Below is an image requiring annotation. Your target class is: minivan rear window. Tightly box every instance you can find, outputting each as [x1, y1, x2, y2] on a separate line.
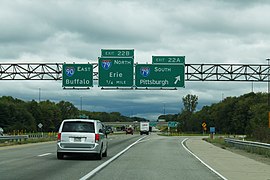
[62, 121, 95, 133]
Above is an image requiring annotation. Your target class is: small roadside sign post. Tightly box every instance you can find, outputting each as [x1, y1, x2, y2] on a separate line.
[168, 121, 179, 135]
[210, 127, 215, 139]
[38, 123, 43, 137]
[168, 121, 178, 128]
[202, 122, 207, 135]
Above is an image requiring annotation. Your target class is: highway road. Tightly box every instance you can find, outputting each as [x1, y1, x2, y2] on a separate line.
[0, 134, 140, 180]
[0, 133, 221, 180]
[91, 134, 220, 180]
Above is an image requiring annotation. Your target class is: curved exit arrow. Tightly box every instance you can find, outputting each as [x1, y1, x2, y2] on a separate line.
[174, 76, 181, 84]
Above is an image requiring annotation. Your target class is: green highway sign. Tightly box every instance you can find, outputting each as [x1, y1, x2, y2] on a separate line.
[168, 121, 179, 128]
[150, 121, 158, 127]
[135, 64, 185, 88]
[62, 64, 93, 87]
[101, 49, 134, 57]
[98, 57, 134, 87]
[152, 56, 185, 64]
[78, 114, 89, 119]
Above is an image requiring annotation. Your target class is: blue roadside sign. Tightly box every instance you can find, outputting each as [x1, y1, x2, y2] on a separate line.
[210, 127, 215, 133]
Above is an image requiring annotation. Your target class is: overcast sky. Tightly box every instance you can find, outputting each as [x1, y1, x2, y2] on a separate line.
[0, 0, 270, 120]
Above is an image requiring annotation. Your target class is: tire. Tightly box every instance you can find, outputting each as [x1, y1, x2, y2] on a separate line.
[102, 147, 107, 157]
[96, 146, 103, 160]
[57, 152, 64, 159]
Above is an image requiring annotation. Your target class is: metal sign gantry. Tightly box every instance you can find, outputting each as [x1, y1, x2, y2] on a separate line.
[0, 63, 268, 82]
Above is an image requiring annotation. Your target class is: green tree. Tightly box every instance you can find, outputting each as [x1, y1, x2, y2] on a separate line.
[0, 97, 36, 132]
[182, 94, 198, 113]
[26, 100, 42, 129]
[57, 101, 79, 120]
[178, 94, 199, 132]
[39, 100, 61, 131]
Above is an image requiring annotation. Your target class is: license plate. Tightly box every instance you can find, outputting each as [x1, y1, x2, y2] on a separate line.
[74, 137, 81, 142]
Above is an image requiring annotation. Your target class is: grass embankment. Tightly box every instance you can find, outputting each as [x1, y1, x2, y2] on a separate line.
[204, 137, 270, 158]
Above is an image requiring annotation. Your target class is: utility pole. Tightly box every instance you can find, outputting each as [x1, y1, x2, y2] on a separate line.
[80, 97, 82, 112]
[163, 103, 166, 116]
[38, 88, 41, 103]
[267, 59, 270, 128]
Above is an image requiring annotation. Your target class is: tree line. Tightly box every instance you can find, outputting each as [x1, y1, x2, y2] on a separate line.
[159, 92, 270, 142]
[0, 96, 143, 133]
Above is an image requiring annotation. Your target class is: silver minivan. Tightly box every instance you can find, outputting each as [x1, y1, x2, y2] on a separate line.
[57, 119, 108, 160]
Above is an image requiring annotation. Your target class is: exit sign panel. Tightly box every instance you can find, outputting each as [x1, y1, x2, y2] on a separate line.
[98, 57, 134, 87]
[135, 64, 185, 88]
[101, 49, 134, 57]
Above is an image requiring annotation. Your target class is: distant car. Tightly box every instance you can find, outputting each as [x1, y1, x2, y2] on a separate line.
[126, 127, 134, 135]
[57, 119, 108, 160]
[0, 127, 3, 136]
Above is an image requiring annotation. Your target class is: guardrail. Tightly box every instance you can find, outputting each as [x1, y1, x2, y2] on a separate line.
[0, 135, 29, 142]
[28, 134, 43, 138]
[224, 138, 270, 150]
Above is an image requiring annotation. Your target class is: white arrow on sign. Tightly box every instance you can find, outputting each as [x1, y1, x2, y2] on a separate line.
[174, 76, 181, 84]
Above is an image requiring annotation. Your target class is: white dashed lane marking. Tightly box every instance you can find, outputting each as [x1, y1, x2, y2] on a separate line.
[38, 153, 52, 157]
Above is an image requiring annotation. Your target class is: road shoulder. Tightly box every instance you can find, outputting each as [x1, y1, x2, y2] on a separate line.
[185, 136, 270, 180]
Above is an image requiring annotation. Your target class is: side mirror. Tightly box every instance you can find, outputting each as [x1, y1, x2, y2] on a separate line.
[99, 129, 104, 134]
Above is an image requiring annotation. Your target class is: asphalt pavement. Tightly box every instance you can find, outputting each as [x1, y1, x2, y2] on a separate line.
[91, 134, 220, 180]
[0, 134, 141, 180]
[1, 134, 269, 180]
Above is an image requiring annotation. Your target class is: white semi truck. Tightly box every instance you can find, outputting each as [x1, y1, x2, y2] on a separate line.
[140, 122, 150, 135]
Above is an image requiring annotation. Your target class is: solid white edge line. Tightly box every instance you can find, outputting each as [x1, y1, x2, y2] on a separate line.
[80, 136, 147, 180]
[137, 139, 150, 143]
[181, 138, 228, 180]
[38, 153, 52, 157]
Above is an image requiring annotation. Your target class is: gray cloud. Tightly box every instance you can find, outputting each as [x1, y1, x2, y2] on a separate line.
[0, 0, 269, 120]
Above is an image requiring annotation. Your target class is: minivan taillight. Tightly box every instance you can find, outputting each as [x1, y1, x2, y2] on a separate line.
[95, 134, 100, 142]
[57, 133, 61, 141]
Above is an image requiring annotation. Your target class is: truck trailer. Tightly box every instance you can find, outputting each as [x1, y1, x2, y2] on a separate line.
[140, 122, 150, 135]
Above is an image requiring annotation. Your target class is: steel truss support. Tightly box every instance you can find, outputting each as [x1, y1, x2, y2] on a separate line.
[0, 63, 268, 82]
[186, 64, 268, 82]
